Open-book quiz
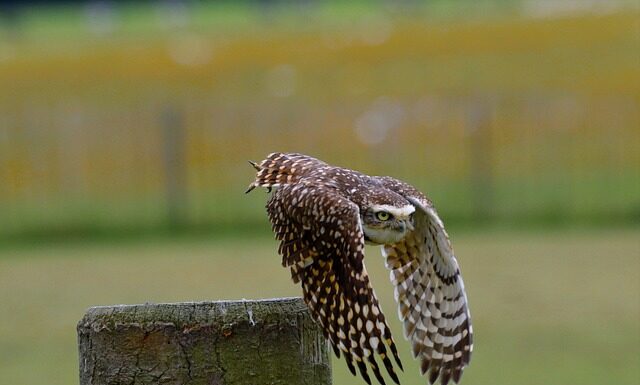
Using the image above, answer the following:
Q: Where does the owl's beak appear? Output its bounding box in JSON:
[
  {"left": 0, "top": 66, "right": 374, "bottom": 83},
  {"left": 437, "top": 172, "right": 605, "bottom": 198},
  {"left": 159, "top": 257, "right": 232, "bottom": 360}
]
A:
[
  {"left": 396, "top": 219, "right": 414, "bottom": 233},
  {"left": 404, "top": 219, "right": 414, "bottom": 232}
]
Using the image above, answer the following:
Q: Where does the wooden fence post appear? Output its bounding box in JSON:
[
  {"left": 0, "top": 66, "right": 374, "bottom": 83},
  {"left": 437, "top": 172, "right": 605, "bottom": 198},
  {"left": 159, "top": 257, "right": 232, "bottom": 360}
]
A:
[{"left": 77, "top": 297, "right": 331, "bottom": 385}]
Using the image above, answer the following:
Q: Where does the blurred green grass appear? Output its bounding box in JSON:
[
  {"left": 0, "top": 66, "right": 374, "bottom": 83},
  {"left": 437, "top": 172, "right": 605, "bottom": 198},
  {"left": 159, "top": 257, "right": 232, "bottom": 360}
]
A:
[{"left": 1, "top": 229, "right": 638, "bottom": 385}]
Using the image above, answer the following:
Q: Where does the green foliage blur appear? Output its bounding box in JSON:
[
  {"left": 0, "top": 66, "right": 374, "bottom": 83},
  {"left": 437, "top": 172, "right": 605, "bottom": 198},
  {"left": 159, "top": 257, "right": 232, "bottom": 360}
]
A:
[{"left": 0, "top": 2, "right": 638, "bottom": 385}]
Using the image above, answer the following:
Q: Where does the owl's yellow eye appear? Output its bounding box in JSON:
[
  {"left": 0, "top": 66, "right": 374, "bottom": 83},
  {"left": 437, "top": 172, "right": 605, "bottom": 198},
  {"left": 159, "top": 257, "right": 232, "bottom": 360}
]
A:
[{"left": 376, "top": 211, "right": 391, "bottom": 221}]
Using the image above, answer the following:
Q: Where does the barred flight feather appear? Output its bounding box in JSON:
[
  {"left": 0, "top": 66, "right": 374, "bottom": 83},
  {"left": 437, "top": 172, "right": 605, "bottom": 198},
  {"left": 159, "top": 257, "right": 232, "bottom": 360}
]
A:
[{"left": 380, "top": 180, "right": 473, "bottom": 385}]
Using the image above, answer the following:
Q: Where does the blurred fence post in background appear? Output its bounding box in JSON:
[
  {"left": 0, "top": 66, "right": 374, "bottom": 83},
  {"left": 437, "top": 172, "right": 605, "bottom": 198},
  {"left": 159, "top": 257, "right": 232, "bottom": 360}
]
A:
[
  {"left": 77, "top": 298, "right": 331, "bottom": 385},
  {"left": 0, "top": 5, "right": 637, "bottom": 240},
  {"left": 466, "top": 97, "right": 495, "bottom": 222},
  {"left": 161, "top": 105, "right": 188, "bottom": 230}
]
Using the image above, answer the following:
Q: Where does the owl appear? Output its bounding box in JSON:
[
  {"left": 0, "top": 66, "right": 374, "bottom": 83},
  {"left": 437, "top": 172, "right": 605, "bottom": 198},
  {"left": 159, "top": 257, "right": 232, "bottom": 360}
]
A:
[{"left": 247, "top": 153, "right": 472, "bottom": 385}]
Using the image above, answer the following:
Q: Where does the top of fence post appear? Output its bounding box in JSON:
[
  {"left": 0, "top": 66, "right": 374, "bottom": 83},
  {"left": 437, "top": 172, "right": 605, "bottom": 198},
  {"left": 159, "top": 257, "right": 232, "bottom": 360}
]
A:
[{"left": 77, "top": 297, "right": 332, "bottom": 385}]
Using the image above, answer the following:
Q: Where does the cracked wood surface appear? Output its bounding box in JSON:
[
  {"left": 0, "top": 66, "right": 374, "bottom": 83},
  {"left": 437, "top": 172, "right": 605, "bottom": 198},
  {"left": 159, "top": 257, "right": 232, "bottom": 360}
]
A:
[{"left": 77, "top": 298, "right": 331, "bottom": 385}]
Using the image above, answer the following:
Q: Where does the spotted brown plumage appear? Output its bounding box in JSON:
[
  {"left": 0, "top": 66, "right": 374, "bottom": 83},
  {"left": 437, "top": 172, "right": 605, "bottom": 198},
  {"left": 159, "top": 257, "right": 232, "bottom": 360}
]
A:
[{"left": 247, "top": 152, "right": 473, "bottom": 385}]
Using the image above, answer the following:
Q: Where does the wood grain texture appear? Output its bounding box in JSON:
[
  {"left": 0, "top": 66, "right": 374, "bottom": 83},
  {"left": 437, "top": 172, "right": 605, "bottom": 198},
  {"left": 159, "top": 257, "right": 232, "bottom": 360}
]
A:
[{"left": 77, "top": 297, "right": 331, "bottom": 385}]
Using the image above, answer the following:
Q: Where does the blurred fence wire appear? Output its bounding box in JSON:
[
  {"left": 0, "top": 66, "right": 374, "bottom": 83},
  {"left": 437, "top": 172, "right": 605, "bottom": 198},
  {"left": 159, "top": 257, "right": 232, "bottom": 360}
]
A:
[{"left": 0, "top": 3, "right": 638, "bottom": 239}]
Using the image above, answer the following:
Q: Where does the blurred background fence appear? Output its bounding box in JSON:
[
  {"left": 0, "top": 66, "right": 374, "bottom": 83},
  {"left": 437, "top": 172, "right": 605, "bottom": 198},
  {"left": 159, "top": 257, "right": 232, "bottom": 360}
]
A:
[{"left": 0, "top": 1, "right": 638, "bottom": 242}]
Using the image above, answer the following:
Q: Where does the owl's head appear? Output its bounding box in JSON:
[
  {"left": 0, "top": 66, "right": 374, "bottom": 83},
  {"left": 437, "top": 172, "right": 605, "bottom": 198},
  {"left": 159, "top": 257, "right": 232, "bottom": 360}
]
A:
[{"left": 361, "top": 203, "right": 415, "bottom": 244}]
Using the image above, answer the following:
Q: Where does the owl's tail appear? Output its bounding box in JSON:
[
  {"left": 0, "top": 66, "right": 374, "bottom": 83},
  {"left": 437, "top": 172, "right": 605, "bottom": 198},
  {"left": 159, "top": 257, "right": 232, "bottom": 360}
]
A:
[{"left": 245, "top": 152, "right": 324, "bottom": 193}]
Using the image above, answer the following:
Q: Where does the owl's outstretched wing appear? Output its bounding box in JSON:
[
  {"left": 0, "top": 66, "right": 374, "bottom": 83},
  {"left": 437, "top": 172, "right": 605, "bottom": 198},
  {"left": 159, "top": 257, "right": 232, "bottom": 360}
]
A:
[
  {"left": 377, "top": 177, "right": 473, "bottom": 385},
  {"left": 266, "top": 181, "right": 403, "bottom": 385}
]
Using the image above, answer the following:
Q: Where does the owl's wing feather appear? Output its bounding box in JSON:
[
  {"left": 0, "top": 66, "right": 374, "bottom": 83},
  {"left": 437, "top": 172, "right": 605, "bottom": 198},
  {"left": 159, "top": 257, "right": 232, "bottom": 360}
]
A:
[
  {"left": 267, "top": 182, "right": 402, "bottom": 385},
  {"left": 246, "top": 152, "right": 327, "bottom": 193},
  {"left": 377, "top": 177, "right": 473, "bottom": 385}
]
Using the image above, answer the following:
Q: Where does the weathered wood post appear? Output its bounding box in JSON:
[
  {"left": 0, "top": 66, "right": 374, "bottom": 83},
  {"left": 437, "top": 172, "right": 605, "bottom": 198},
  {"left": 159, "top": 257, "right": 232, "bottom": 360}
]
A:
[{"left": 77, "top": 297, "right": 331, "bottom": 385}]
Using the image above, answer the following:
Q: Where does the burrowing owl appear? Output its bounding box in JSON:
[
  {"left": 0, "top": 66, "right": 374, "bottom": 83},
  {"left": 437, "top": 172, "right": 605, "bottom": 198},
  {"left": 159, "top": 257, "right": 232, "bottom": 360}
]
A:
[{"left": 247, "top": 153, "right": 472, "bottom": 385}]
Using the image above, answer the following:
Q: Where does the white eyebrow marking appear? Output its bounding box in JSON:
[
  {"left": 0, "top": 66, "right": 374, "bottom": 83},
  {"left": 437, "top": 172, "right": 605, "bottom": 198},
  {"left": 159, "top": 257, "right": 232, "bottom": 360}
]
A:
[{"left": 370, "top": 204, "right": 415, "bottom": 218}]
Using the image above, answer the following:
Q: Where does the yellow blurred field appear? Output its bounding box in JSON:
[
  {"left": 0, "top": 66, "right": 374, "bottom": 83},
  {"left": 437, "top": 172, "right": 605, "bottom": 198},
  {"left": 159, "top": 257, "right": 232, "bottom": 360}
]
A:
[
  {"left": 1, "top": 9, "right": 639, "bottom": 237},
  {"left": 1, "top": 229, "right": 638, "bottom": 385}
]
